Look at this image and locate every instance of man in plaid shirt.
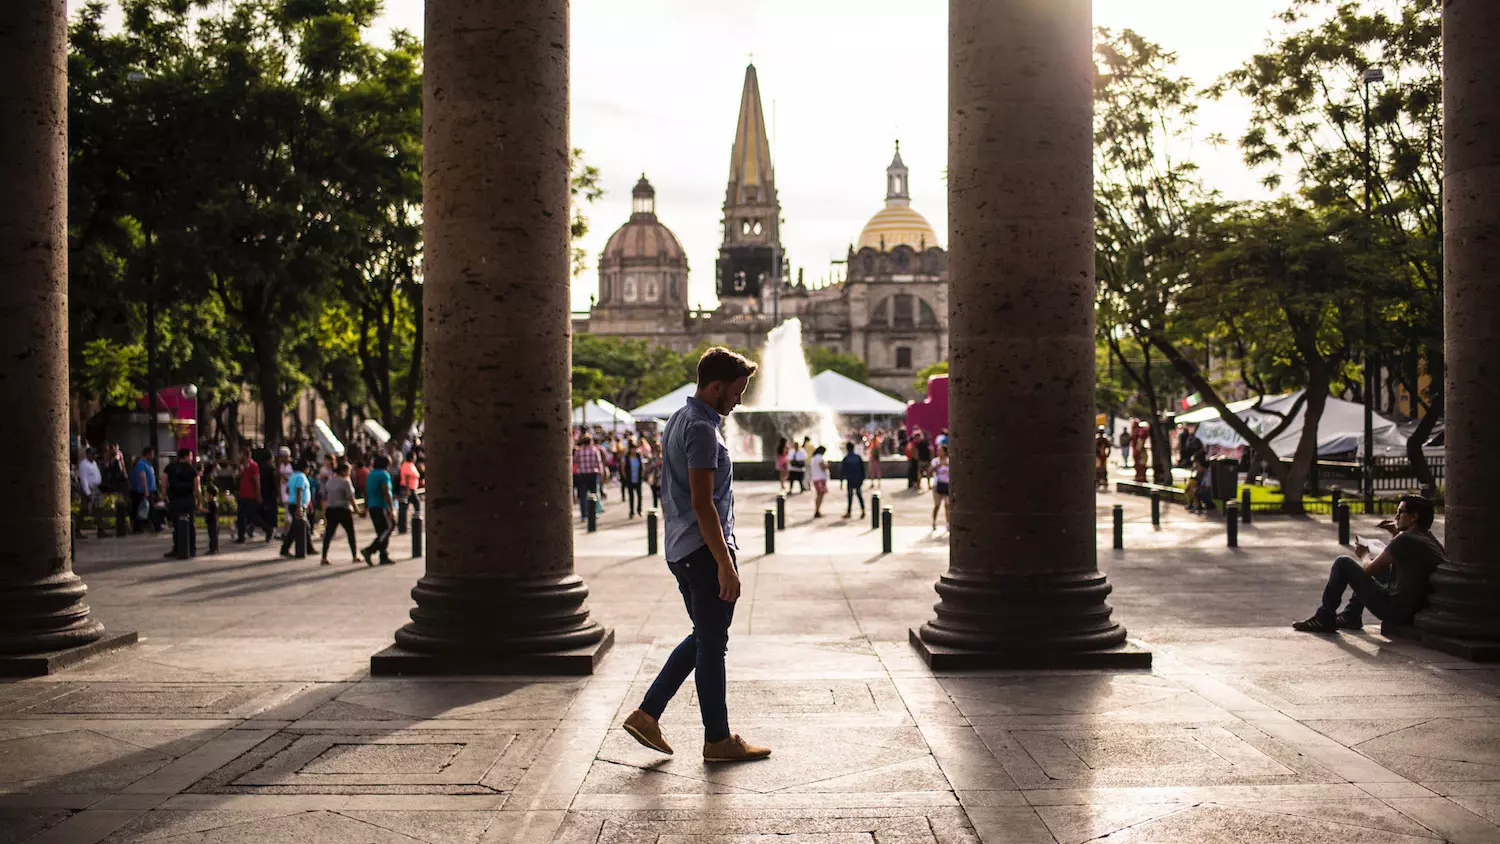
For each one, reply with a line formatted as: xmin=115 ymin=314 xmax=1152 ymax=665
xmin=573 ymin=435 xmax=606 ymax=519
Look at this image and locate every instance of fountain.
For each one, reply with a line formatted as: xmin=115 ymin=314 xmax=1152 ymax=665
xmin=725 ymin=318 xmax=841 ymax=461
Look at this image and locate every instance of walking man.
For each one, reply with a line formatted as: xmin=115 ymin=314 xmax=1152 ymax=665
xmin=280 ymin=459 xmax=312 ymax=558
xmin=841 ymin=442 xmax=866 ymax=520
xmin=361 ymin=455 xmax=396 ymax=566
xmin=573 ymin=435 xmax=605 ymax=520
xmin=233 ymin=451 xmax=274 ymax=543
xmin=77 ymin=447 xmax=104 ymax=536
xmin=622 ymin=347 xmax=770 ymax=762
xmin=130 ymin=447 xmax=158 ymax=533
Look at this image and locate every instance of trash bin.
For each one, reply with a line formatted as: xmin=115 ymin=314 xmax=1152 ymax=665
xmin=1209 ymin=457 xmax=1239 ymax=502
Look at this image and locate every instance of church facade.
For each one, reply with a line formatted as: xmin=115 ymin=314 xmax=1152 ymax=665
xmin=573 ymin=64 xmax=949 ymax=400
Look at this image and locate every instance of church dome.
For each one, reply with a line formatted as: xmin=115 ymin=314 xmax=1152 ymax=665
xmin=857 ymin=204 xmax=941 ymax=252
xmin=601 ymin=176 xmax=687 ymax=266
xmin=856 ymin=141 xmax=941 ymax=252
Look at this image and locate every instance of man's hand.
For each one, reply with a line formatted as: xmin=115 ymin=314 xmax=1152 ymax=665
xmin=1377 ymin=519 xmax=1399 ymax=536
xmin=1353 ymin=539 xmax=1369 ymax=559
xmin=717 ymin=562 xmax=741 ymax=602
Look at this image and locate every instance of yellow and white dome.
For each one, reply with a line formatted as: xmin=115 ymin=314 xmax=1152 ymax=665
xmin=856 ymin=141 xmax=941 ymax=252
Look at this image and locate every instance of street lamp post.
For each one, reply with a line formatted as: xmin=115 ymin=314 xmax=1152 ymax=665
xmin=1361 ymin=67 xmax=1383 ymax=509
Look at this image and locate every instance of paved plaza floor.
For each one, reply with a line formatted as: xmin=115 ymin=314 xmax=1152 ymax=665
xmin=4 ymin=482 xmax=1499 ymax=843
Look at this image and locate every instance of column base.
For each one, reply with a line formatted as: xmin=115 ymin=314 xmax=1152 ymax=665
xmin=909 ymin=628 xmax=1151 ymax=670
xmin=371 ymin=628 xmax=614 ymax=676
xmin=0 ymin=630 xmax=138 ymax=677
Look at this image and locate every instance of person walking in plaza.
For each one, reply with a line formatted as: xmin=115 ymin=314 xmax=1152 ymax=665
xmin=621 ymin=347 xmax=770 ymax=762
xmin=130 ymin=447 xmax=159 ymax=533
xmin=77 ymin=447 xmax=104 ymax=536
xmin=320 ymin=462 xmax=360 ymax=565
xmin=841 ymin=442 xmax=867 ymax=520
xmin=808 ymin=445 xmax=830 ymax=518
xmin=199 ymin=461 xmax=221 ymax=555
xmin=775 ymin=437 xmax=790 ymax=491
xmin=361 ymin=455 xmax=396 ymax=566
xmin=1293 ymin=495 xmax=1446 ymax=633
xmin=1095 ymin=426 xmax=1112 ymax=490
xmin=621 ymin=442 xmax=645 ymax=518
xmin=788 ymin=439 xmax=808 ymax=494
xmin=868 ymin=431 xmax=883 ymax=488
xmin=279 ymin=459 xmax=312 ymax=558
xmin=397 ymin=451 xmax=422 ymax=533
xmin=930 ymin=444 xmax=951 ymax=530
xmin=233 ymin=451 xmax=275 ymax=543
xmin=162 ymin=449 xmax=202 ymax=558
xmin=573 ymin=435 xmax=606 ymax=520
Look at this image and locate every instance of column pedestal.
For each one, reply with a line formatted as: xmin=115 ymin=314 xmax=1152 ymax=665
xmin=0 ymin=0 xmax=134 ymax=676
xmin=1414 ymin=0 xmax=1500 ymax=663
xmin=910 ymin=0 xmax=1147 ymax=671
xmin=372 ymin=0 xmax=610 ymax=675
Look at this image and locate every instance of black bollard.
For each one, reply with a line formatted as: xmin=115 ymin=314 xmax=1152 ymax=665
xmin=174 ymin=514 xmax=191 ymax=559
xmin=1150 ymin=492 xmax=1160 ymax=528
xmin=647 ymin=509 xmax=658 ymax=555
xmin=294 ymin=513 xmax=308 ymax=558
xmin=765 ymin=509 xmax=775 ymax=554
xmin=776 ymin=495 xmax=786 ymax=531
xmin=1112 ymin=504 xmax=1124 ymax=550
xmin=871 ymin=493 xmax=881 ymax=529
xmin=1226 ymin=501 xmax=1239 ymax=548
xmin=115 ymin=500 xmax=128 ymax=537
xmin=411 ymin=512 xmax=423 ymax=558
xmin=586 ymin=494 xmax=598 ymax=533
xmin=1336 ymin=501 xmax=1350 ymax=546
xmin=1241 ymin=487 xmax=1252 ymax=525
xmin=1330 ymin=488 xmax=1342 ymax=523
xmin=881 ymin=508 xmax=893 ymax=554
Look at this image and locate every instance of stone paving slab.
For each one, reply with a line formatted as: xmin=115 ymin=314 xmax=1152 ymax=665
xmin=3 ymin=485 xmax=1496 ymax=842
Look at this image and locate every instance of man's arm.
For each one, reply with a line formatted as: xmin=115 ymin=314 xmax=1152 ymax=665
xmin=689 ymin=468 xmax=739 ymax=602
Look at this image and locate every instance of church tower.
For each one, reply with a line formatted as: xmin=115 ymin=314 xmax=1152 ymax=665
xmin=716 ymin=64 xmax=782 ymax=310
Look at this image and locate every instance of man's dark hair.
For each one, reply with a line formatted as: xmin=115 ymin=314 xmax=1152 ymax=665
xmin=373 ymin=455 xmax=390 ymax=470
xmin=1399 ymin=494 xmax=1435 ymax=530
xmin=142 ymin=446 xmax=155 ymax=457
xmin=845 ymin=442 xmax=855 ymax=453
xmin=697 ymin=347 xmax=757 ymax=387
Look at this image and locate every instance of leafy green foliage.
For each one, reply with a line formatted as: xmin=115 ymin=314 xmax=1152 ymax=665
xmin=912 ymin=360 xmax=947 ymax=396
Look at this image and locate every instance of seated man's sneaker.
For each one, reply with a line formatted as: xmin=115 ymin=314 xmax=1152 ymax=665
xmin=1335 ymin=611 xmax=1364 ymax=630
xmin=622 ymin=709 xmax=672 ymax=755
xmin=703 ymin=734 xmax=771 ymax=762
xmin=1292 ymin=615 xmax=1337 ymax=634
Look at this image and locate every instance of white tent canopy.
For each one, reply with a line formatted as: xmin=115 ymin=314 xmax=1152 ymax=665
xmin=630 ymin=383 xmax=695 ymax=420
xmin=811 ymin=370 xmax=908 ymax=415
xmin=572 ymin=399 xmax=634 ymax=429
xmin=1186 ymin=391 xmax=1407 ymax=458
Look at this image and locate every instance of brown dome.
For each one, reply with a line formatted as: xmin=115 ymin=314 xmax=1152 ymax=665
xmin=600 ymin=176 xmax=688 ymax=267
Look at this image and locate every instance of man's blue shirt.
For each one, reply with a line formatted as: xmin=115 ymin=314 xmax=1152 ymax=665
xmin=286 ymin=471 xmax=310 ymax=507
xmin=131 ymin=457 xmax=156 ymax=493
xmin=841 ymin=452 xmax=866 ymax=485
xmin=662 ymin=396 xmax=736 ymax=561
xmin=366 ymin=468 xmax=393 ymax=509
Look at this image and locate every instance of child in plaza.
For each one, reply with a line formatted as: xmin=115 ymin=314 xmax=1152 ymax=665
xmin=930 ymin=444 xmax=951 ymax=530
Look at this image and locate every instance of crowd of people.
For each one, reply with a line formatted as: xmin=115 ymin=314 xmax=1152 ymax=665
xmin=71 ymin=434 xmax=426 ymax=567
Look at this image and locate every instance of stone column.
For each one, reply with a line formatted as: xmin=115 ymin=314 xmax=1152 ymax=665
xmin=910 ymin=0 xmax=1147 ymax=669
xmin=1415 ymin=0 xmax=1500 ymax=661
xmin=371 ymin=0 xmax=611 ymax=675
xmin=0 ymin=0 xmax=135 ymax=675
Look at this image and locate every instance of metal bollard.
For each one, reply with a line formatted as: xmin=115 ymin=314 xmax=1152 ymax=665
xmin=1150 ymin=492 xmax=1160 ymax=528
xmin=411 ymin=512 xmax=423 ymax=558
xmin=1336 ymin=501 xmax=1350 ymax=546
xmin=294 ymin=514 xmax=308 ymax=558
xmin=776 ymin=495 xmax=786 ymax=531
xmin=647 ymin=509 xmax=658 ymax=555
xmin=1226 ymin=501 xmax=1239 ymax=547
xmin=1241 ymin=487 xmax=1252 ymax=525
xmin=586 ymin=495 xmax=598 ymax=533
xmin=871 ymin=493 xmax=881 ymax=529
xmin=881 ymin=508 xmax=893 ymax=554
xmin=116 ymin=501 xmax=129 ymax=537
xmin=1112 ymin=504 xmax=1124 ymax=550
xmin=765 ymin=509 xmax=775 ymax=554
xmin=175 ymin=514 xmax=191 ymax=559
xmin=1330 ymin=488 xmax=1342 ymax=523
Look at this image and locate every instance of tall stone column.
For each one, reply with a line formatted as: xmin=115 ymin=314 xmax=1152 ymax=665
xmin=0 ymin=0 xmax=135 ymax=676
xmin=910 ymin=0 xmax=1147 ymax=669
xmin=371 ymin=0 xmax=612 ymax=675
xmin=1415 ymin=0 xmax=1500 ymax=661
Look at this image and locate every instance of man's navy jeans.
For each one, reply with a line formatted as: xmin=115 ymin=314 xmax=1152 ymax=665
xmin=639 ymin=544 xmax=735 ymax=743
xmin=1319 ymin=555 xmax=1394 ymax=623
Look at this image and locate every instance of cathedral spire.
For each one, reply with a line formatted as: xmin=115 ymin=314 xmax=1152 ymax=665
xmin=727 ymin=63 xmax=775 ymax=205
xmin=886 ymin=140 xmax=910 ymax=204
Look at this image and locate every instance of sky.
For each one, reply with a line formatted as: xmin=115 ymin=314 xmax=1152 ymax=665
xmin=76 ymin=0 xmax=1301 ymax=312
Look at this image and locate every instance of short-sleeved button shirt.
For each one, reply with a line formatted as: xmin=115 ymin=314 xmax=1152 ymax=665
xmin=662 ymin=396 xmax=736 ymax=562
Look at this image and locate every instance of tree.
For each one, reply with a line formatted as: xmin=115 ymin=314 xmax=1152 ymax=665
xmin=571 ymin=149 xmax=603 ymax=279
xmin=803 ymin=346 xmax=869 ymax=384
xmin=1213 ymin=0 xmax=1443 ymax=483
xmin=912 ymin=360 xmax=948 ymax=396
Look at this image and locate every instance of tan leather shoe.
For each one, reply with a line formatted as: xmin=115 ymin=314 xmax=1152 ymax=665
xmin=703 ymin=734 xmax=771 ymax=761
xmin=622 ymin=709 xmax=673 ymax=755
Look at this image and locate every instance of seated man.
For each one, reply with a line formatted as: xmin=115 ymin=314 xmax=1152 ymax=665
xmin=1294 ymin=494 xmax=1446 ymax=633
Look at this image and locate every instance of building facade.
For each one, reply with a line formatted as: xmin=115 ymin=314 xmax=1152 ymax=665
xmin=575 ymin=66 xmax=949 ymax=400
